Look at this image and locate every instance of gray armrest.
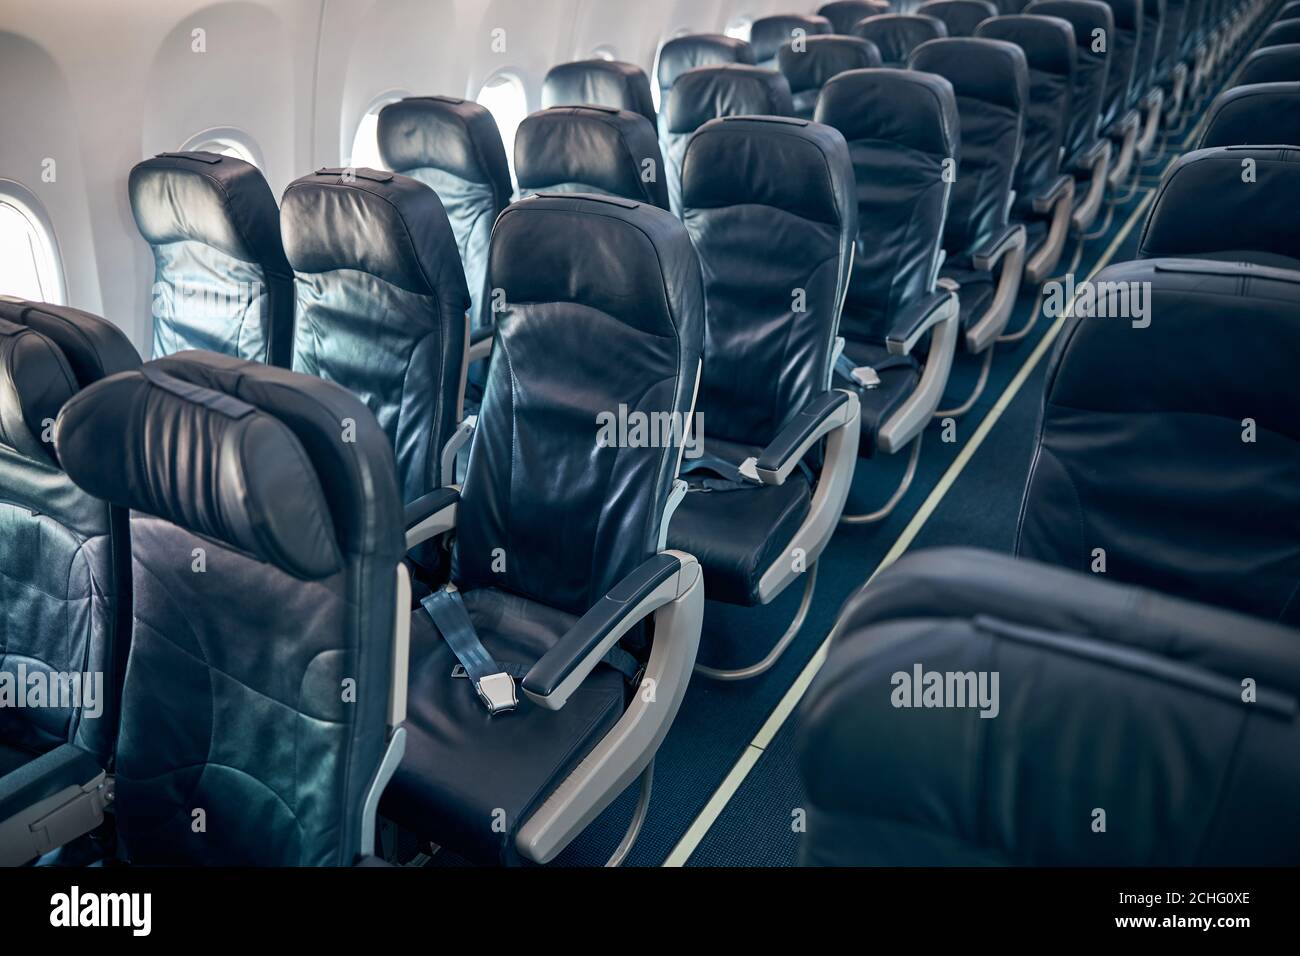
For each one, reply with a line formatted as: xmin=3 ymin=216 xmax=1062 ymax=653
xmin=0 ymin=744 xmax=108 ymax=866
xmin=404 ymin=487 xmax=459 ymax=550
xmin=885 ymin=289 xmax=960 ymax=357
xmin=972 ymin=223 xmax=1027 ymax=272
xmin=752 ymin=390 xmax=855 ymax=487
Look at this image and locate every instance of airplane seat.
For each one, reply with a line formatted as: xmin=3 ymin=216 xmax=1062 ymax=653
xmin=853 ymin=13 xmax=950 ymax=66
xmin=975 ymin=14 xmax=1078 ymax=284
xmin=916 ymin=0 xmax=1001 ymax=35
xmin=1138 ymin=146 xmax=1300 ymax=269
xmin=128 ymin=151 xmax=294 ymax=365
xmin=279 ymin=167 xmax=470 ymax=518
xmin=514 ymin=105 xmax=669 ymax=209
xmin=53 ymin=351 xmax=407 ymax=865
xmin=662 ymin=65 xmax=795 ymax=216
xmin=1092 ymin=0 xmax=1144 ymax=188
xmin=1131 ymin=0 xmax=1166 ymax=157
xmin=796 ymin=256 xmax=1300 ymax=866
xmin=665 ymin=116 xmax=862 ymax=678
xmin=750 ymin=14 xmax=835 ymax=67
xmin=541 ymin=59 xmax=657 ymax=126
xmin=909 ymin=38 xmax=1028 ymax=405
xmin=1024 ymin=1 xmax=1115 ymax=235
xmin=0 ymin=299 xmax=140 ymax=867
xmin=1260 ymin=18 xmax=1300 ymax=48
xmin=814 ymin=67 xmax=961 ymax=518
xmin=380 ymin=194 xmax=705 ymax=867
xmin=1237 ymin=43 xmax=1300 ymax=84
xmin=655 ymin=34 xmax=756 ymax=140
xmin=819 ymin=1 xmax=894 ymax=34
xmin=1198 ymin=81 xmax=1300 ymax=147
xmin=376 ymin=96 xmax=512 ymax=342
xmin=778 ymin=35 xmax=884 ymax=118
xmin=1154 ymin=0 xmax=1190 ymax=119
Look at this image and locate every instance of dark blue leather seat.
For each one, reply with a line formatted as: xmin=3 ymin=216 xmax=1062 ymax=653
xmin=1154 ymin=0 xmax=1189 ymax=118
xmin=514 ymin=106 xmax=669 ymax=209
xmin=666 ymin=117 xmax=861 ymax=633
xmin=376 ymin=96 xmax=512 ymax=340
xmin=0 ymin=299 xmax=140 ymax=866
xmin=976 ymin=14 xmax=1078 ymax=283
xmin=797 ymin=256 xmax=1300 ymax=865
xmin=128 ymin=151 xmax=294 ymax=365
xmin=382 ymin=194 xmax=705 ymax=866
xmin=662 ymin=64 xmax=794 ymax=217
xmin=280 ymin=168 xmax=469 ymax=513
xmin=1260 ymin=18 xmax=1300 ymax=48
xmin=542 ymin=58 xmax=657 ymax=126
xmin=655 ymin=34 xmax=755 ymax=140
xmin=910 ymin=38 xmax=1028 ymax=361
xmin=1238 ymin=43 xmax=1300 ymax=84
xmin=778 ymin=35 xmax=883 ymax=118
xmin=1199 ymin=81 xmax=1300 ymax=147
xmin=917 ymin=0 xmax=1000 ymax=34
xmin=815 ymin=69 xmax=961 ymax=467
xmin=750 ymin=14 xmax=834 ymax=67
xmin=1091 ymin=0 xmax=1143 ymax=184
xmin=853 ymin=12 xmax=949 ymax=66
xmin=55 ymin=351 xmax=407 ymax=864
xmin=818 ymin=0 xmax=892 ymax=34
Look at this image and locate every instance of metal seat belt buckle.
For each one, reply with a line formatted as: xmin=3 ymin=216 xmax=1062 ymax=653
xmin=476 ymin=672 xmax=518 ymax=715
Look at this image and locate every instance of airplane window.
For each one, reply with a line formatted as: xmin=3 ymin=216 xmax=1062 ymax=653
xmin=347 ymin=93 xmax=406 ymax=170
xmin=180 ymin=128 xmax=263 ymax=168
xmin=724 ymin=16 xmax=753 ymax=42
xmin=591 ymin=45 xmax=617 ymax=61
xmin=476 ymin=72 xmax=528 ymax=183
xmin=0 ymin=187 xmax=65 ymax=304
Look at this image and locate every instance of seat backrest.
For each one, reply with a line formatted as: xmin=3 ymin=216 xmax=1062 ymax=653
xmin=1282 ymin=1 xmax=1300 ymax=21
xmin=55 ymin=351 xmax=404 ymax=864
xmin=909 ymin=38 xmax=1027 ymax=263
xmin=1094 ymin=0 xmax=1142 ymax=130
xmin=1238 ymin=44 xmax=1300 ymax=85
xmin=452 ymin=195 xmax=703 ymax=617
xmin=663 ymin=65 xmax=795 ymax=216
xmin=750 ymin=14 xmax=834 ymax=66
xmin=0 ymin=298 xmax=140 ymax=769
xmin=1155 ymin=0 xmax=1188 ymax=79
xmin=976 ymin=15 xmax=1076 ymax=208
xmin=376 ymin=95 xmax=512 ymax=333
xmin=1133 ymin=0 xmax=1164 ymax=103
xmin=817 ymin=0 xmax=893 ymax=34
xmin=1261 ymin=19 xmax=1300 ymax=49
xmin=1138 ymin=146 xmax=1300 ymax=268
xmin=815 ymin=68 xmax=958 ymax=342
xmin=280 ymin=167 xmax=469 ymax=502
xmin=1024 ymin=0 xmax=1112 ymax=166
xmin=656 ymin=34 xmax=756 ymax=137
xmin=1017 ymin=257 xmax=1300 ymax=625
xmin=681 ymin=116 xmax=856 ymax=452
xmin=128 ymin=152 xmax=293 ymax=365
xmin=917 ymin=0 xmax=1000 ymax=35
xmin=1199 ymin=82 xmax=1300 ymax=148
xmin=778 ymin=35 xmax=883 ymax=118
xmin=542 ymin=59 xmax=657 ymax=126
xmin=515 ymin=106 xmax=669 ymax=209
xmin=853 ymin=13 xmax=949 ymax=66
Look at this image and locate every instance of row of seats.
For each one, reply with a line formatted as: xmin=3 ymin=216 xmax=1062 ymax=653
xmin=796 ymin=0 xmax=1300 ymax=865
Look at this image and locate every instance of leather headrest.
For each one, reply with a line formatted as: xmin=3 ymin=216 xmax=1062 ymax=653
xmin=778 ymin=36 xmax=883 ymax=94
xmin=542 ymin=59 xmax=656 ymax=126
xmin=683 ymin=116 xmax=856 ymax=229
xmin=917 ymin=0 xmax=1000 ymax=34
xmin=1261 ymin=18 xmax=1300 ymax=48
xmin=817 ymin=1 xmax=892 ymax=35
xmin=853 ymin=14 xmax=949 ymax=64
xmin=1100 ymin=0 xmax=1139 ymax=29
xmin=490 ymin=194 xmax=702 ymax=343
xmin=128 ymin=152 xmax=290 ymax=274
xmin=1024 ymin=0 xmax=1114 ymax=49
xmin=976 ymin=14 xmax=1077 ymax=75
xmin=376 ymin=96 xmax=512 ymax=205
xmin=0 ymin=297 xmax=141 ymax=388
xmin=909 ymin=37 xmax=1029 ymax=113
xmin=515 ymin=106 xmax=669 ymax=209
xmin=280 ymin=167 xmax=470 ymax=310
xmin=816 ymin=67 xmax=959 ymax=158
xmin=1239 ymin=44 xmax=1300 ymax=86
xmin=1139 ymin=147 xmax=1300 ymax=268
xmin=657 ymin=34 xmax=755 ymax=91
xmin=1199 ymin=82 xmax=1300 ymax=148
xmin=750 ymin=15 xmax=834 ymax=63
xmin=664 ymin=65 xmax=795 ymax=135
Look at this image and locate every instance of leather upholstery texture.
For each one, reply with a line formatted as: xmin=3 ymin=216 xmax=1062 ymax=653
xmin=917 ymin=0 xmax=1001 ymax=36
xmin=1238 ymin=44 xmax=1300 ymax=85
xmin=778 ymin=35 xmax=884 ymax=118
xmin=1024 ymin=0 xmax=1112 ymax=168
xmin=0 ymin=299 xmax=139 ymax=770
xmin=656 ymin=34 xmax=756 ymax=120
xmin=818 ymin=1 xmax=892 ymax=35
xmin=515 ymin=106 xmax=669 ymax=209
xmin=854 ymin=14 xmax=950 ymax=68
xmin=750 ymin=14 xmax=833 ymax=67
xmin=54 ymin=351 xmax=404 ymax=865
xmin=377 ymin=95 xmax=512 ymax=333
xmin=128 ymin=151 xmax=294 ymax=365
xmin=1094 ymin=0 xmax=1141 ymax=131
xmin=1154 ymin=0 xmax=1187 ymax=81
xmin=1199 ymin=82 xmax=1300 ymax=148
xmin=1133 ymin=0 xmax=1165 ymax=101
xmin=1260 ymin=17 xmax=1300 ymax=48
xmin=281 ymin=167 xmax=469 ymax=502
xmin=542 ymin=59 xmax=657 ymax=126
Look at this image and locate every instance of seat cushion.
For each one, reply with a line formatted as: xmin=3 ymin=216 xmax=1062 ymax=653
xmin=842 ymin=339 xmax=921 ymax=458
xmin=382 ymin=587 xmax=626 ymax=865
xmin=668 ymin=464 xmax=812 ymax=606
xmin=0 ymin=740 xmax=37 ymax=779
xmin=940 ymin=264 xmax=995 ymax=337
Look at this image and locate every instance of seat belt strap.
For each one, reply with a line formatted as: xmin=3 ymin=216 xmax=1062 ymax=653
xmin=834 ymin=353 xmax=881 ymax=389
xmin=421 ymin=585 xmax=518 ymax=715
xmin=680 ymin=452 xmax=762 ymax=492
